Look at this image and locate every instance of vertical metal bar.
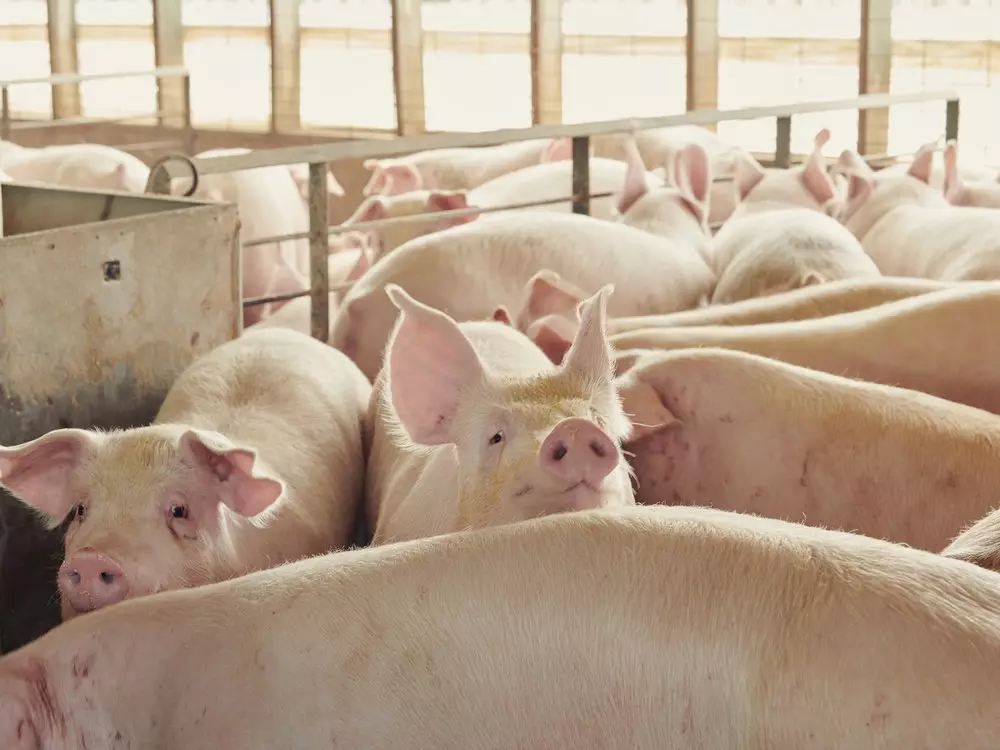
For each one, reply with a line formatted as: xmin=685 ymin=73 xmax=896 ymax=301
xmin=1 ymin=87 xmax=10 ymax=140
xmin=152 ymin=0 xmax=185 ymax=129
xmin=857 ymin=0 xmax=892 ymax=155
xmin=308 ymin=161 xmax=330 ymax=342
xmin=686 ymin=0 xmax=719 ymax=123
xmin=571 ymin=135 xmax=590 ymax=216
xmin=390 ymin=0 xmax=426 ymax=135
xmin=530 ymin=0 xmax=563 ymax=125
xmin=269 ymin=0 xmax=301 ymax=133
xmin=182 ymin=74 xmax=196 ymax=154
xmin=945 ymin=98 xmax=960 ymax=143
xmin=774 ymin=116 xmax=792 ymax=169
xmin=46 ymin=0 xmax=82 ymax=118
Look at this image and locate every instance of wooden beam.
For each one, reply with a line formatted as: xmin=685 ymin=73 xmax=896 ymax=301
xmin=152 ymin=0 xmax=186 ymax=130
xmin=46 ymin=0 xmax=81 ymax=118
xmin=858 ymin=0 xmax=893 ymax=155
xmin=390 ymin=0 xmax=426 ymax=135
xmin=269 ymin=0 xmax=301 ymax=133
xmin=530 ymin=0 xmax=563 ymax=125
xmin=686 ymin=0 xmax=719 ymax=128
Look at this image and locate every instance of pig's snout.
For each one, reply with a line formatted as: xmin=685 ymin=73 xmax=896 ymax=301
xmin=59 ymin=549 xmax=130 ymax=613
xmin=539 ymin=418 xmax=619 ymax=487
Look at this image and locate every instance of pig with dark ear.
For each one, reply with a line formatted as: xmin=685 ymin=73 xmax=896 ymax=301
xmin=0 ymin=329 xmax=370 ymax=621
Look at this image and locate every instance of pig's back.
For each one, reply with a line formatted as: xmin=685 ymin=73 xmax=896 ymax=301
xmin=52 ymin=505 xmax=1000 ymax=750
xmin=157 ymin=328 xmax=371 ymax=545
xmin=334 ymin=212 xmax=714 ymax=379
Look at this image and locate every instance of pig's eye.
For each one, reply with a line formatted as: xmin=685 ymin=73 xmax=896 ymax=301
xmin=73 ymin=504 xmax=86 ymax=522
xmin=170 ymin=504 xmax=189 ymax=520
xmin=488 ymin=430 xmax=504 ymax=446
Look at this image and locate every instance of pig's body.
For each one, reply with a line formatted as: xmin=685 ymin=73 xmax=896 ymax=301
xmin=839 ymin=146 xmax=1000 ymax=281
xmin=619 ymin=348 xmax=1000 ymax=550
xmin=943 ymin=507 xmax=1000 ymax=571
xmin=187 ymin=148 xmax=311 ymax=326
xmin=6 ymin=504 xmax=1000 ymax=750
xmin=361 ymin=139 xmax=556 ymax=196
xmin=610 ymin=283 xmax=1000 ymax=414
xmin=942 ymin=140 xmax=1000 ymax=209
xmin=710 ymin=130 xmax=879 ymax=304
xmin=0 ymin=143 xmax=149 ymax=193
xmin=332 ymin=211 xmax=715 ymax=380
xmin=367 ymin=288 xmax=633 ymax=543
xmin=0 ymin=330 xmax=370 ymax=619
xmin=608 ymin=277 xmax=964 ymax=332
xmin=878 ymin=152 xmax=996 ymax=189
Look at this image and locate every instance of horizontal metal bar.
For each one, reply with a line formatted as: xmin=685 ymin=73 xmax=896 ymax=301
xmin=10 ymin=110 xmax=174 ymax=130
xmin=0 ymin=66 xmax=189 ymax=88
xmin=112 ymin=139 xmax=183 ymax=152
xmin=159 ymin=90 xmax=959 ymax=179
xmin=244 ymin=280 xmax=356 ymax=309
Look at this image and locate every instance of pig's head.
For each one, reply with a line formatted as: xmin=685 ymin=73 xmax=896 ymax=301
xmin=362 ymin=158 xmax=423 ymax=196
xmin=730 ymin=128 xmax=839 ymax=215
xmin=383 ymin=284 xmax=634 ymax=530
xmin=344 ymin=190 xmax=480 ymax=263
xmin=942 ymin=140 xmax=1000 ymax=209
xmin=834 ymin=142 xmax=950 ymax=239
xmin=0 ymin=426 xmax=286 ymax=620
xmin=286 ymin=162 xmax=345 ymax=203
xmin=616 ymin=137 xmax=712 ymax=250
xmin=942 ymin=507 xmax=1000 ymax=572
xmin=513 ymin=269 xmax=589 ymax=334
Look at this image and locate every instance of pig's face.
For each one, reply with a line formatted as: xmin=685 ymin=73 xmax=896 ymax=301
xmin=383 ymin=284 xmax=634 ymax=532
xmin=0 ymin=425 xmax=284 ymax=620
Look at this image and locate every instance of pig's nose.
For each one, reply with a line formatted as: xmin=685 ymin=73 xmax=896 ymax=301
xmin=539 ymin=418 xmax=619 ymax=486
xmin=59 ymin=550 xmax=130 ymax=613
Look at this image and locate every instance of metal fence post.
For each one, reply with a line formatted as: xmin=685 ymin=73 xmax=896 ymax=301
xmin=774 ymin=115 xmax=792 ymax=169
xmin=571 ymin=135 xmax=590 ymax=215
xmin=308 ymin=161 xmax=330 ymax=342
xmin=0 ymin=87 xmax=9 ymax=140
xmin=945 ymin=98 xmax=960 ymax=143
xmin=182 ymin=73 xmax=195 ymax=154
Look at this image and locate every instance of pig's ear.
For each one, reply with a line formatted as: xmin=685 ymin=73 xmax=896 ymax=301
xmin=385 ymin=284 xmax=485 ymax=445
xmin=837 ymin=150 xmax=873 ymax=205
xmin=491 ymin=306 xmax=513 ymax=326
xmin=613 ymin=349 xmax=646 ymax=376
xmin=617 ymin=377 xmax=679 ymax=443
xmin=361 ymin=160 xmax=387 ymax=196
xmin=0 ymin=429 xmax=101 ymax=524
xmin=800 ymin=129 xmax=836 ymax=206
xmin=326 ymin=170 xmax=345 ymax=197
xmin=907 ymin=143 xmax=935 ymax=186
xmin=526 ymin=314 xmax=578 ymax=366
xmin=800 ymin=270 xmax=825 ymax=288
xmin=179 ymin=429 xmax=285 ymax=517
xmin=672 ymin=142 xmax=711 ymax=225
xmin=649 ymin=166 xmax=666 ymax=183
xmin=344 ymin=246 xmax=372 ymax=283
xmin=942 ymin=140 xmax=964 ymax=204
xmin=349 ymin=196 xmax=387 ymax=227
xmin=562 ymin=284 xmax=615 ymax=385
xmin=734 ymin=152 xmax=766 ymax=202
xmin=521 ymin=270 xmax=587 ymax=327
xmin=541 ymin=137 xmax=573 ymax=163
xmin=615 ymin=136 xmax=650 ymax=215
xmin=426 ymin=190 xmax=479 ymax=228
xmin=384 ymin=163 xmax=422 ymax=194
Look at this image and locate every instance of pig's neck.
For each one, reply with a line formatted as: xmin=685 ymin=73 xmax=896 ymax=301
xmin=212 ymin=505 xmax=328 ymax=581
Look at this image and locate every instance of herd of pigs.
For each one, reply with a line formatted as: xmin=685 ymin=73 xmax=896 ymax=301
xmin=5 ymin=122 xmax=1000 ymax=747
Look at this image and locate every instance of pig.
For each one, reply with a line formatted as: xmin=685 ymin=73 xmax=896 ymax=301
xmin=605 ymin=283 xmax=1000 ymax=413
xmin=619 ymin=347 xmax=1000 ymax=550
xmin=366 ymin=285 xmax=633 ymax=544
xmin=0 ymin=167 xmax=10 ymax=182
xmin=877 ymin=142 xmax=997 ymax=189
xmin=6 ymin=504 xmax=1000 ymax=750
xmin=0 ymin=143 xmax=150 ymax=193
xmin=709 ymin=129 xmax=880 ymax=304
xmin=0 ymin=329 xmax=370 ymax=621
xmin=179 ymin=148 xmax=313 ymax=327
xmin=244 ymin=246 xmax=372 ymax=338
xmin=343 ymin=140 xmax=664 ymax=263
xmin=285 ymin=161 xmax=345 ymax=203
xmin=942 ymin=506 xmax=1000 ymax=572
xmin=837 ymin=144 xmax=1000 ymax=281
xmin=592 ymin=125 xmax=745 ymax=226
xmin=607 ymin=277 xmax=965 ymax=331
xmin=361 ymin=137 xmax=563 ymax=196
xmin=331 ymin=210 xmax=715 ymax=381
xmin=942 ymin=140 xmax=1000 ymax=209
